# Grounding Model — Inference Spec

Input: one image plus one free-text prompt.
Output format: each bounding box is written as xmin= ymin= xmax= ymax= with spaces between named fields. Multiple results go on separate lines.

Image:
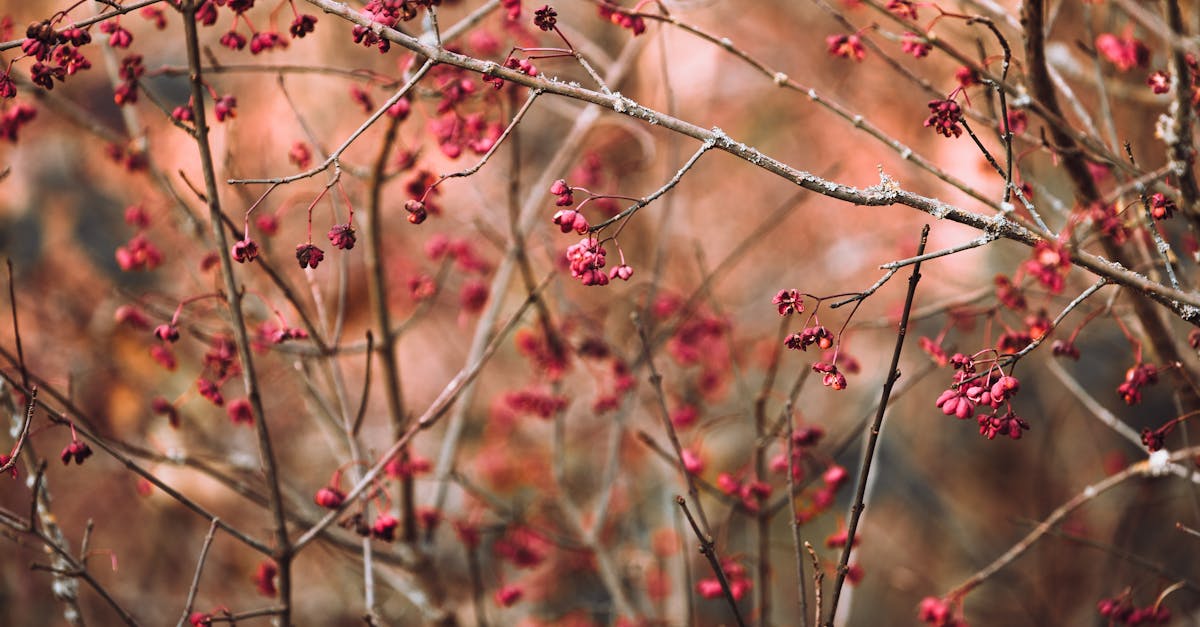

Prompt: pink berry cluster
xmin=314 ymin=465 xmax=410 ymax=542
xmin=257 ymin=321 xmax=309 ymax=346
xmin=203 ymin=0 xmax=307 ymax=53
xmin=826 ymin=34 xmax=866 ymax=62
xmin=136 ymin=295 xmax=267 ymax=427
xmin=770 ymin=425 xmax=824 ymax=481
xmin=500 ymin=387 xmax=568 ymax=420
xmin=1097 ymin=593 xmax=1171 ymax=626
xmin=1117 ymin=363 xmax=1158 ymax=405
xmin=351 ymin=0 xmax=437 ymax=52
xmin=597 ymin=2 xmax=647 ymax=36
xmin=697 ymin=559 xmax=752 ymax=601
xmin=59 ymin=436 xmax=93 ymax=466
xmin=887 ymin=0 xmax=919 ymax=20
xmin=924 ymin=97 xmax=964 ymax=138
xmin=1095 ymin=29 xmax=1149 ymax=72
xmin=550 ymin=179 xmax=633 ymax=285
xmin=918 ymin=596 xmax=967 ymax=627
xmin=1147 ymin=192 xmax=1176 ymax=220
xmin=22 ymin=22 xmax=94 ymax=93
xmin=901 ymin=32 xmax=930 ymax=59
xmin=934 ymin=352 xmax=1029 ymax=440
xmin=1021 ymin=240 xmax=1071 ymax=293
xmin=116 ymin=205 xmax=164 ymax=272
xmin=715 ymin=472 xmax=773 ymax=514
xmin=1142 ymin=50 xmax=1200 ymax=104
xmin=776 ymin=289 xmax=850 ymax=390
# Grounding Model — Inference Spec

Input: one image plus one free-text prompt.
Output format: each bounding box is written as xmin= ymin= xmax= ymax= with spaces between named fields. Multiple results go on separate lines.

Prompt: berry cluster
xmin=1097 ymin=593 xmax=1171 ymax=626
xmin=776 ymin=289 xmax=852 ymax=390
xmin=697 ymin=559 xmax=752 ymax=601
xmin=934 ymin=353 xmax=1029 ymax=440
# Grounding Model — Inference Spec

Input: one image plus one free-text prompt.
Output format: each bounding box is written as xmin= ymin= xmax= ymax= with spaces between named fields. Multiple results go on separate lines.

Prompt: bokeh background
xmin=2 ymin=0 xmax=1198 ymax=625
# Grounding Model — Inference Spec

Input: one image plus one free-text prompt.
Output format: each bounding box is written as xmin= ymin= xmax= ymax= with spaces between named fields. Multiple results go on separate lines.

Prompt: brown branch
xmin=301 ymin=0 xmax=1200 ymax=327
xmin=824 ymin=224 xmax=929 ymax=625
xmin=180 ymin=4 xmax=292 ymax=623
xmin=676 ymin=496 xmax=747 ymax=627
xmin=1022 ymin=0 xmax=1200 ymax=415
xmin=946 ymin=447 xmax=1200 ymax=600
xmin=1164 ymin=0 xmax=1200 ymax=230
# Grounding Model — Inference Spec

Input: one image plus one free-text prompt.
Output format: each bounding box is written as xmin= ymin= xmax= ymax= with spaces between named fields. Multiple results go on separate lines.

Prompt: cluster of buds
xmin=887 ymin=0 xmax=919 ymax=20
xmin=0 ymin=102 xmax=37 ymax=143
xmin=716 ymin=472 xmax=772 ymax=513
xmin=483 ymin=57 xmax=538 ymax=89
xmin=1140 ymin=419 xmax=1176 ymax=452
xmin=924 ymin=97 xmax=964 ymax=138
xmin=1095 ymin=29 xmax=1149 ymax=72
xmin=565 ymin=237 xmax=609 ymax=286
xmin=918 ymin=596 xmax=967 ymax=627
xmin=155 ymin=323 xmax=181 ymax=343
xmin=289 ymin=14 xmax=318 ymax=38
xmin=501 ymin=387 xmax=568 ymax=419
xmin=697 ymin=559 xmax=752 ymax=601
xmin=1097 ymin=593 xmax=1171 ymax=625
xmin=494 ymin=584 xmax=523 ymax=607
xmin=227 ymin=398 xmax=253 ymax=426
xmin=1147 ymin=70 xmax=1170 ymax=94
xmin=901 ymin=32 xmax=931 ymax=58
xmin=826 ymin=34 xmax=866 ymax=61
xmin=550 ymin=179 xmax=574 ymax=206
xmin=935 ymin=354 xmax=1029 ymax=440
xmin=327 ymin=223 xmax=356 ymax=250
xmin=60 ymin=438 xmax=93 ymax=465
xmin=772 ymin=288 xmax=804 ymax=315
xmin=248 ymin=29 xmax=285 ymax=54
xmin=1023 ymin=240 xmax=1071 ymax=294
xmin=769 ymin=425 xmax=825 ymax=480
xmin=116 ymin=233 xmax=164 ymax=271
xmin=385 ymin=454 xmax=431 ymax=479
xmin=1148 ymin=192 xmax=1176 ymax=220
xmin=113 ymin=54 xmax=144 ymax=106
xmin=597 ymin=2 xmax=646 ymax=35
xmin=1051 ymin=339 xmax=1081 ymax=360
xmin=493 ymin=527 xmax=549 ymax=568
xmin=21 ymin=21 xmax=94 ymax=93
xmin=314 ymin=474 xmax=346 ymax=509
xmin=349 ymin=0 xmax=435 ymax=52
xmin=232 ymin=237 xmax=259 ymax=263
xmin=213 ymin=94 xmax=237 ymax=122
xmin=197 ymin=378 xmax=224 ymax=406
xmin=1117 ymin=363 xmax=1158 ymax=405
xmin=404 ymin=199 xmax=428 ymax=224
xmin=295 ymin=243 xmax=325 ymax=269
xmin=370 ymin=513 xmax=399 ymax=541
xmin=533 ymin=5 xmax=557 ymax=31
xmin=785 ymin=325 xmax=833 ymax=351
xmin=552 ymin=207 xmax=589 ymax=234
xmin=261 ymin=322 xmax=309 ymax=345
xmin=812 ymin=361 xmax=847 ymax=390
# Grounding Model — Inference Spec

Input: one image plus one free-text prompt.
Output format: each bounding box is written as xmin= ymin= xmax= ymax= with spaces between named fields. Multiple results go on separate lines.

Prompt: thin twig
xmin=825 ymin=224 xmax=929 ymax=625
xmin=786 ymin=388 xmax=810 ymax=627
xmin=945 ymin=446 xmax=1200 ymax=600
xmin=182 ymin=6 xmax=293 ymax=621
xmin=228 ymin=59 xmax=434 ymax=185
xmin=7 ymin=259 xmax=27 ymax=391
xmin=676 ymin=496 xmax=747 ymax=627
xmin=637 ymin=315 xmax=714 ymax=536
xmin=806 ymin=541 xmax=824 ymax=627
xmin=177 ymin=518 xmax=220 ymax=627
